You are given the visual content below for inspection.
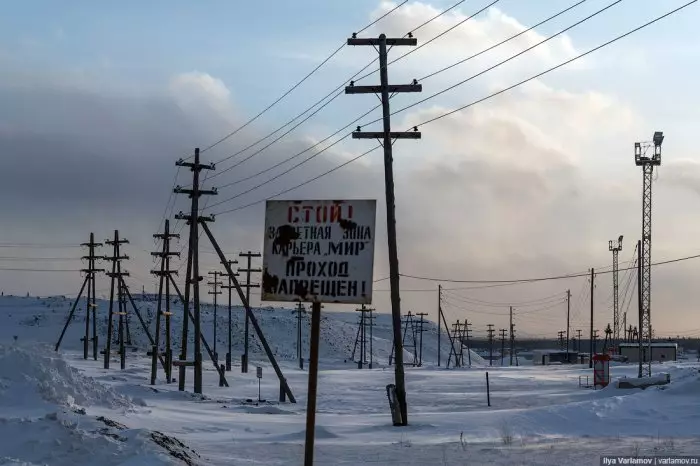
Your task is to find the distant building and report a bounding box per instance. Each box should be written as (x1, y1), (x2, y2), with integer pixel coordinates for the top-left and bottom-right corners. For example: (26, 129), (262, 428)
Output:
(532, 349), (579, 365)
(618, 342), (677, 363)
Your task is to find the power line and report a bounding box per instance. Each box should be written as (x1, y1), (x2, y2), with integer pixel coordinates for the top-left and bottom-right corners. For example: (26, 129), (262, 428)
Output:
(205, 0), (584, 199)
(210, 0), (696, 216)
(388, 0), (624, 119)
(0, 257), (81, 261)
(0, 267), (81, 272)
(400, 252), (700, 284)
(206, 0), (478, 182)
(199, 1), (410, 156)
(441, 289), (566, 307)
(0, 243), (81, 248)
(417, 0), (589, 82)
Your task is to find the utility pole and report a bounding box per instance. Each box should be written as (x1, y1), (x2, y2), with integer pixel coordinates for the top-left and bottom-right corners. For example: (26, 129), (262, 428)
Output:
(593, 329), (599, 354)
(634, 131), (663, 378)
(499, 329), (507, 366)
(416, 312), (428, 367)
(609, 235), (623, 351)
(509, 306), (514, 366)
(450, 320), (462, 367)
(603, 324), (612, 352)
(220, 260), (238, 371)
(238, 251), (261, 374)
(437, 285), (442, 366)
(353, 305), (367, 369)
(295, 302), (305, 369)
(55, 234), (104, 356)
(623, 312), (628, 343)
(103, 230), (129, 370)
(346, 32), (422, 427)
(174, 148), (217, 394)
(150, 219), (180, 385)
(82, 234), (103, 360)
(589, 268), (595, 368)
(464, 320), (472, 367)
(576, 329), (582, 353)
(487, 324), (495, 366)
(566, 289), (571, 362)
(558, 331), (565, 350)
(207, 271), (224, 362)
(368, 306), (375, 369)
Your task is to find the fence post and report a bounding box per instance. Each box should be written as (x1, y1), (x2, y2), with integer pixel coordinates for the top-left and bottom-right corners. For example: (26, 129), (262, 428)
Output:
(486, 372), (491, 407)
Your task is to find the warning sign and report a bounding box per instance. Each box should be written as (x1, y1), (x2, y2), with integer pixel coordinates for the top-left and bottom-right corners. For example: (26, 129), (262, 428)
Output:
(261, 199), (377, 304)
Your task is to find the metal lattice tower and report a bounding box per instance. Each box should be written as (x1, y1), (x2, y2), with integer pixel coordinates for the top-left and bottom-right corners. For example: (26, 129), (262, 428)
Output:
(634, 131), (664, 377)
(609, 235), (623, 350)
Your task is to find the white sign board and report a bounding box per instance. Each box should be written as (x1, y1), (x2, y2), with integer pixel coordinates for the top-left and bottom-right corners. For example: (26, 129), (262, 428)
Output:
(261, 199), (376, 304)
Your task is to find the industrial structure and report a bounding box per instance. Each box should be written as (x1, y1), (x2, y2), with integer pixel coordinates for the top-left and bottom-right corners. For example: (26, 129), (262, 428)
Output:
(634, 131), (664, 377)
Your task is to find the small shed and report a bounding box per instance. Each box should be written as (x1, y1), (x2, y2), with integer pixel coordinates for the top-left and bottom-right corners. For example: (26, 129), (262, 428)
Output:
(618, 342), (677, 363)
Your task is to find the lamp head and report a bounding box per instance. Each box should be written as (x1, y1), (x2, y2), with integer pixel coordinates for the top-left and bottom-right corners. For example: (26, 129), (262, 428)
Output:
(653, 131), (664, 147)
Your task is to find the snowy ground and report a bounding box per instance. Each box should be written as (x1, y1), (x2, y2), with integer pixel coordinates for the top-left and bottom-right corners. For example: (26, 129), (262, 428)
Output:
(1, 295), (700, 465)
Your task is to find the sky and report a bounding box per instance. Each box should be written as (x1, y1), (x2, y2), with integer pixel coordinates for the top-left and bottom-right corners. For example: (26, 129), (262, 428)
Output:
(1, 0), (700, 340)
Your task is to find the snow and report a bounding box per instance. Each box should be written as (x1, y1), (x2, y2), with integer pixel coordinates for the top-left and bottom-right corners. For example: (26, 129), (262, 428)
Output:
(1, 295), (700, 465)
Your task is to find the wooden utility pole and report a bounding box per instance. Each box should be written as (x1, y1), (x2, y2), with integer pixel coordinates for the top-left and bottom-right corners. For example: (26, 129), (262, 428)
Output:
(566, 289), (571, 362)
(220, 260), (238, 371)
(304, 301), (322, 466)
(576, 329), (583, 353)
(437, 285), (442, 366)
(416, 312), (428, 367)
(103, 230), (129, 370)
(174, 148), (217, 394)
(589, 268), (595, 368)
(82, 234), (103, 360)
(464, 320), (472, 367)
(450, 320), (462, 367)
(207, 270), (224, 362)
(295, 302), (305, 369)
(487, 324), (495, 366)
(509, 306), (515, 366)
(150, 219), (180, 385)
(55, 234), (104, 356)
(368, 306), (375, 369)
(238, 251), (261, 374)
(499, 329), (507, 366)
(346, 33), (422, 427)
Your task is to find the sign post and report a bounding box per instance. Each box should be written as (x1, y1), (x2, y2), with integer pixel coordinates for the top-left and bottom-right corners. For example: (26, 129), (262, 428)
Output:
(261, 199), (376, 466)
(256, 366), (262, 402)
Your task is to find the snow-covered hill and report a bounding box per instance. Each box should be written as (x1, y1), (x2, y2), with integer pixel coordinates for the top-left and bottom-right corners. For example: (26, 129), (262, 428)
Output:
(0, 294), (480, 369)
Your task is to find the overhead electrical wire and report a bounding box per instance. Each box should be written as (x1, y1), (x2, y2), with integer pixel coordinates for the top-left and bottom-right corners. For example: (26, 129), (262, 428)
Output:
(161, 1), (415, 233)
(0, 268), (81, 272)
(441, 289), (565, 307)
(199, 0), (410, 156)
(206, 0), (485, 181)
(0, 257), (81, 261)
(0, 243), (82, 249)
(210, 0), (696, 216)
(205, 0), (590, 199)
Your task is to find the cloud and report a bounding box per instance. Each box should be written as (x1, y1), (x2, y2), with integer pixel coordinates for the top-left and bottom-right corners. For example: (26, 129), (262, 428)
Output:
(0, 2), (697, 339)
(360, 1), (583, 88)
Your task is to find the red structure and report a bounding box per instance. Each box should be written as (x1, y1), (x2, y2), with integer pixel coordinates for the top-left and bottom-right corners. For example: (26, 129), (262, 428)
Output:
(593, 353), (611, 388)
